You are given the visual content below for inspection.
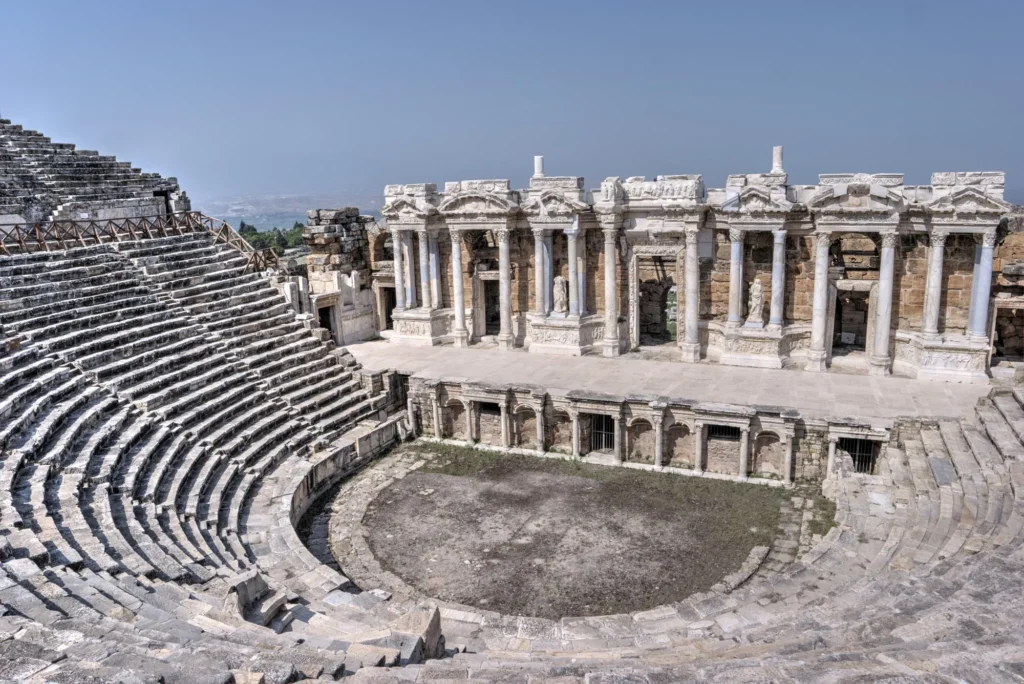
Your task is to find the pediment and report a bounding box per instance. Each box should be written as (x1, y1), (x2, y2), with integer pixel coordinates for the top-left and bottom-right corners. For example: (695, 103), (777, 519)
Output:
(381, 196), (433, 220)
(720, 186), (792, 214)
(437, 192), (517, 217)
(808, 184), (905, 215)
(523, 190), (589, 218)
(926, 186), (1011, 216)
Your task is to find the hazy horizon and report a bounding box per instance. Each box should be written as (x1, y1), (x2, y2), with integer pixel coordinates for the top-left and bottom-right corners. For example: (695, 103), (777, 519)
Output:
(3, 0), (1022, 209)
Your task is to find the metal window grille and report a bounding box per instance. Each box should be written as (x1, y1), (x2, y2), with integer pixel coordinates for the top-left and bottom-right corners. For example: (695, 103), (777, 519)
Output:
(707, 424), (741, 441)
(839, 437), (878, 474)
(591, 414), (615, 452)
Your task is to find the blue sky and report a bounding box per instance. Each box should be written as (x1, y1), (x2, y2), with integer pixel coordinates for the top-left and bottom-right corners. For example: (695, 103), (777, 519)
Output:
(3, 0), (1022, 207)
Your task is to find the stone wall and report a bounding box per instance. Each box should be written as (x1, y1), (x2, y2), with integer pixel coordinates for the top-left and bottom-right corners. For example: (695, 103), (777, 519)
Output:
(706, 437), (740, 475)
(303, 208), (372, 295)
(793, 429), (828, 482)
(626, 421), (656, 463)
(784, 235), (815, 323)
(751, 433), (784, 479)
(664, 425), (694, 467)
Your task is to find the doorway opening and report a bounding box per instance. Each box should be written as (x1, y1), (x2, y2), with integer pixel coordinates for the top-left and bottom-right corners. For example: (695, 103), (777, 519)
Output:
(318, 305), (335, 337)
(382, 287), (396, 330)
(591, 414), (615, 453)
(483, 280), (501, 335)
(838, 437), (879, 475)
(833, 290), (869, 357)
(638, 258), (677, 345)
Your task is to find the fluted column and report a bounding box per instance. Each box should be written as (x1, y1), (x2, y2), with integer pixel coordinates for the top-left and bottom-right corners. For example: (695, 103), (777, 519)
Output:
(450, 231), (468, 347)
(431, 396), (443, 439)
(403, 232), (417, 307)
(496, 227), (514, 351)
(417, 230), (430, 309)
(922, 230), (948, 337)
(602, 223), (620, 357)
(652, 406), (665, 469)
(968, 231), (997, 339)
(738, 427), (750, 481)
(464, 400), (474, 445)
(681, 226), (701, 363)
(499, 401), (509, 449)
(808, 231), (832, 372)
(427, 231), (440, 309)
(769, 229), (786, 328)
(578, 233), (588, 316)
(543, 232), (554, 313)
(826, 436), (838, 480)
(392, 229), (406, 311)
(869, 231), (897, 376)
(612, 410), (623, 465)
(570, 410), (580, 459)
(727, 228), (745, 325)
(533, 229), (546, 314)
(567, 227), (580, 316)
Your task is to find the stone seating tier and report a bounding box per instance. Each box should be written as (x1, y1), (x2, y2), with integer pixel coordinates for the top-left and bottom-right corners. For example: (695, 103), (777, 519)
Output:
(0, 233), (441, 682)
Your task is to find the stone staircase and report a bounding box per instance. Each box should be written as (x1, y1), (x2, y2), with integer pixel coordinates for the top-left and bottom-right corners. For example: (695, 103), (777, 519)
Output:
(0, 234), (440, 682)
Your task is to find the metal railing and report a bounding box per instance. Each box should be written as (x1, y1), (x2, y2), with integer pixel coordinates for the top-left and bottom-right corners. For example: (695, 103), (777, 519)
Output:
(0, 211), (280, 274)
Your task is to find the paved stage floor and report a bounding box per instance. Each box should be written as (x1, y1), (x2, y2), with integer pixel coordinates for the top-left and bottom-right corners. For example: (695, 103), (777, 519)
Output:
(348, 340), (992, 426)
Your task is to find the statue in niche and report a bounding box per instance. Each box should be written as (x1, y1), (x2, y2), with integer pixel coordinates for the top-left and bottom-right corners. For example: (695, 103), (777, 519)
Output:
(745, 277), (764, 327)
(553, 275), (568, 314)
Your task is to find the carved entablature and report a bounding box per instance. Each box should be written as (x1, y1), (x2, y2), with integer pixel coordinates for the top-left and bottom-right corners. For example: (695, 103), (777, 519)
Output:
(925, 186), (1013, 230)
(437, 179), (520, 230)
(714, 185), (795, 229)
(381, 183), (440, 229)
(808, 174), (906, 230)
(522, 176), (589, 227)
(595, 175), (707, 233)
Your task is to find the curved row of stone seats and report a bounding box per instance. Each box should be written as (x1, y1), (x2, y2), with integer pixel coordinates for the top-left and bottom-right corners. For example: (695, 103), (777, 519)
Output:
(0, 235), (437, 680)
(379, 393), (1024, 677)
(1, 119), (178, 221)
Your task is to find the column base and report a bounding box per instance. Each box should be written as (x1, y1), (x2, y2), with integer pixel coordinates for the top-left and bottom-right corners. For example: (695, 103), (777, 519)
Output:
(602, 338), (621, 357)
(496, 332), (514, 351)
(452, 329), (469, 348)
(868, 354), (891, 376)
(679, 341), (701, 363)
(806, 349), (827, 372)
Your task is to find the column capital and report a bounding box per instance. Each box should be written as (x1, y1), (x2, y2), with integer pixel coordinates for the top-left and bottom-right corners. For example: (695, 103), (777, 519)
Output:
(879, 231), (899, 249)
(773, 228), (787, 242)
(450, 230), (465, 245)
(814, 230), (833, 248)
(981, 230), (998, 248)
(740, 426), (750, 435)
(495, 227), (511, 244)
(684, 226), (700, 246)
(929, 229), (949, 248)
(602, 225), (618, 241)
(728, 228), (744, 243)
(531, 226), (553, 238)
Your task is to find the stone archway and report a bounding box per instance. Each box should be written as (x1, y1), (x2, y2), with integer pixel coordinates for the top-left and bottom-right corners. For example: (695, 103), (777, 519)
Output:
(664, 424), (693, 467)
(513, 406), (537, 449)
(751, 432), (784, 478)
(445, 401), (467, 440)
(627, 419), (656, 463)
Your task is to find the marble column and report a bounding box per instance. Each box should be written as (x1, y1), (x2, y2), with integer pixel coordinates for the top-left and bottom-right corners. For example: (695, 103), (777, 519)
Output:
(464, 400), (474, 445)
(769, 229), (786, 328)
(693, 422), (705, 474)
(612, 411), (623, 465)
(499, 401), (509, 449)
(404, 233), (417, 308)
(543, 232), (554, 313)
(534, 403), (545, 454)
(808, 231), (832, 372)
(533, 229), (546, 314)
(578, 235), (588, 316)
(869, 231), (897, 376)
(431, 397), (443, 439)
(738, 427), (750, 481)
(450, 232), (468, 347)
(783, 435), (794, 485)
(826, 436), (838, 479)
(653, 414), (664, 469)
(392, 229), (407, 311)
(567, 227), (580, 316)
(922, 230), (948, 338)
(602, 224), (620, 357)
(570, 410), (580, 459)
(417, 230), (431, 309)
(407, 394), (418, 436)
(681, 227), (701, 363)
(496, 227), (514, 350)
(968, 231), (997, 339)
(427, 231), (441, 309)
(728, 228), (745, 325)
